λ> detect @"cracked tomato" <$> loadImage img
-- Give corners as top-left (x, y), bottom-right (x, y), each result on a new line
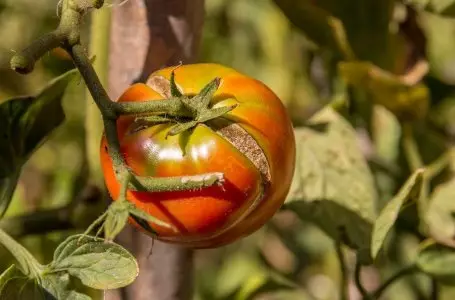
top-left (100, 63), bottom-right (295, 248)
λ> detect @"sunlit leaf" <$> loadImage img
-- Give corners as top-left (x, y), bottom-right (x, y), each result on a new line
top-left (50, 234), bottom-right (138, 289)
top-left (0, 69), bottom-right (77, 217)
top-left (339, 61), bottom-right (429, 120)
top-left (371, 169), bottom-right (424, 259)
top-left (286, 107), bottom-right (377, 262)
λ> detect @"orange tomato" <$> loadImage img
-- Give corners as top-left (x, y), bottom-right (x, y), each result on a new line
top-left (100, 63), bottom-right (295, 248)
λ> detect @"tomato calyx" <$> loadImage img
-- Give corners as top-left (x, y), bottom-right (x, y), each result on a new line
top-left (132, 71), bottom-right (238, 137)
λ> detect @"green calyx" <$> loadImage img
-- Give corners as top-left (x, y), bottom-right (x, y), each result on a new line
top-left (134, 71), bottom-right (238, 137)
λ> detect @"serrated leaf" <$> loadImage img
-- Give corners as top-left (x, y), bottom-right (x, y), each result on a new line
top-left (339, 61), bottom-right (429, 120)
top-left (371, 169), bottom-right (425, 259)
top-left (416, 242), bottom-right (455, 285)
top-left (0, 69), bottom-right (77, 217)
top-left (285, 107), bottom-right (377, 261)
top-left (425, 179), bottom-right (455, 246)
top-left (50, 234), bottom-right (138, 289)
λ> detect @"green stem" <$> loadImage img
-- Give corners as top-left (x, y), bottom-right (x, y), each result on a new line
top-left (335, 241), bottom-right (348, 300)
top-left (0, 229), bottom-right (42, 278)
top-left (85, 5), bottom-right (112, 186)
top-left (425, 151), bottom-right (452, 179)
top-left (371, 265), bottom-right (418, 299)
top-left (402, 123), bottom-right (423, 171)
top-left (70, 44), bottom-right (117, 119)
top-left (354, 262), bottom-right (371, 300)
top-left (431, 279), bottom-right (439, 300)
top-left (10, 31), bottom-right (65, 74)
top-left (11, 0), bottom-right (226, 214)
top-left (114, 97), bottom-right (187, 116)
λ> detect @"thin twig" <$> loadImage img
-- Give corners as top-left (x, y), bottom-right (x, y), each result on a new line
top-left (335, 241), bottom-right (348, 300)
top-left (354, 262), bottom-right (371, 300)
top-left (431, 279), bottom-right (439, 300)
top-left (371, 265), bottom-right (418, 299)
top-left (402, 123), bottom-right (423, 171)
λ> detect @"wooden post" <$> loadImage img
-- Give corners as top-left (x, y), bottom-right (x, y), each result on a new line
top-left (105, 1), bottom-right (205, 299)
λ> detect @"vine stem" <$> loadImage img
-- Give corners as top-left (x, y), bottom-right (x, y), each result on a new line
top-left (335, 241), bottom-right (348, 300)
top-left (370, 265), bottom-right (418, 299)
top-left (402, 123), bottom-right (423, 171)
top-left (354, 262), bottom-right (371, 300)
top-left (431, 279), bottom-right (439, 300)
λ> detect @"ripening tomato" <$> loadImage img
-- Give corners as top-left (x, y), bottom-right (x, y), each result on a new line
top-left (100, 63), bottom-right (295, 248)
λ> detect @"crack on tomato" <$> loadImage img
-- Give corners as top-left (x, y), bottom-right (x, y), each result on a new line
top-left (146, 75), bottom-right (183, 98)
top-left (212, 121), bottom-right (271, 184)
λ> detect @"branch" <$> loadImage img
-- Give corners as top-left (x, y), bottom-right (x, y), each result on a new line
top-left (354, 262), bottom-right (372, 300)
top-left (371, 265), bottom-right (418, 299)
top-left (335, 241), bottom-right (348, 300)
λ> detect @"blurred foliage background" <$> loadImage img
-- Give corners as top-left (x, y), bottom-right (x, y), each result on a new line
top-left (4, 0), bottom-right (455, 299)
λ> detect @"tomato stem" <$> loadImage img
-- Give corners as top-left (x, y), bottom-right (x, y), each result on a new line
top-left (10, 0), bottom-right (228, 218)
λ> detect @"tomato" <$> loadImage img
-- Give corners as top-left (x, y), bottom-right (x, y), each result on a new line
top-left (100, 63), bottom-right (295, 248)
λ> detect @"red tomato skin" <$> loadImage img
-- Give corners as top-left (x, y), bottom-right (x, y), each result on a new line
top-left (100, 64), bottom-right (295, 248)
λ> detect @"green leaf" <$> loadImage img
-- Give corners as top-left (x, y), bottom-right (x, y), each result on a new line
top-left (274, 0), bottom-right (402, 71)
top-left (0, 276), bottom-right (49, 300)
top-left (419, 12), bottom-right (455, 85)
top-left (0, 69), bottom-right (77, 218)
top-left (416, 242), bottom-right (455, 285)
top-left (214, 253), bottom-right (301, 300)
top-left (49, 234), bottom-right (138, 289)
top-left (169, 70), bottom-right (183, 97)
top-left (339, 61), bottom-right (430, 121)
top-left (0, 265), bottom-right (91, 300)
top-left (371, 169), bottom-right (425, 259)
top-left (272, 0), bottom-right (354, 59)
top-left (104, 202), bottom-right (129, 241)
top-left (285, 107), bottom-right (377, 262)
top-left (0, 265), bottom-right (23, 291)
top-left (425, 178), bottom-right (455, 245)
top-left (40, 273), bottom-right (91, 300)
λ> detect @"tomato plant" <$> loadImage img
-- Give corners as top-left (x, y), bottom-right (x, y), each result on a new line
top-left (100, 64), bottom-right (295, 248)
